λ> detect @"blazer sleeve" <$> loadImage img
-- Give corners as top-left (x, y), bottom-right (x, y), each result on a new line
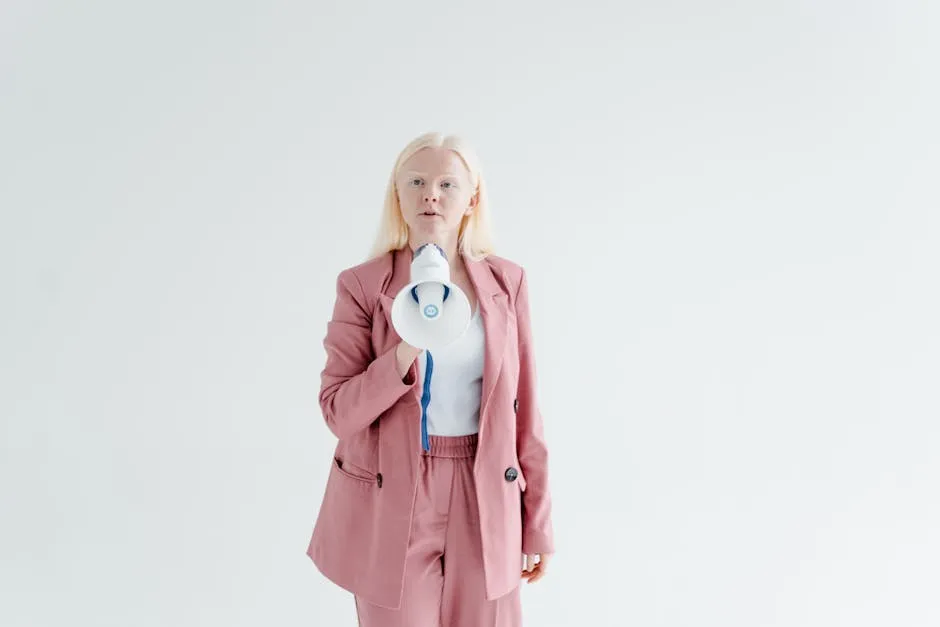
top-left (514, 266), bottom-right (555, 555)
top-left (318, 268), bottom-right (419, 440)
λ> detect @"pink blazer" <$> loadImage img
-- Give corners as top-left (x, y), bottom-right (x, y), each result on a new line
top-left (305, 247), bottom-right (554, 610)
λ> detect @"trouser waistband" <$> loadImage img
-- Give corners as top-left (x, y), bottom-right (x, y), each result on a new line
top-left (425, 433), bottom-right (478, 458)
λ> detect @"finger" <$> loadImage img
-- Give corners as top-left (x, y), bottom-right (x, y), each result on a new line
top-left (526, 565), bottom-right (546, 583)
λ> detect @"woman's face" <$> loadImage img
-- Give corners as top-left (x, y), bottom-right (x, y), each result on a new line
top-left (396, 147), bottom-right (477, 240)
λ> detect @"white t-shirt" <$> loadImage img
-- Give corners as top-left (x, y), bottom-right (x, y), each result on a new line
top-left (416, 305), bottom-right (485, 437)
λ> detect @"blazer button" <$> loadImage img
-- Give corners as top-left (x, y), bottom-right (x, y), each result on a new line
top-left (504, 467), bottom-right (518, 482)
top-left (376, 472), bottom-right (383, 488)
top-left (513, 398), bottom-right (519, 413)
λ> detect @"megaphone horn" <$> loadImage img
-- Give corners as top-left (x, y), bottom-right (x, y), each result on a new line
top-left (390, 244), bottom-right (472, 351)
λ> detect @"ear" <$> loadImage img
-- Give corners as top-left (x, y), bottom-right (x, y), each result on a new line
top-left (467, 189), bottom-right (479, 212)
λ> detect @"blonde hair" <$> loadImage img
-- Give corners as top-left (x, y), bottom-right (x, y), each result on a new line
top-left (367, 131), bottom-right (495, 262)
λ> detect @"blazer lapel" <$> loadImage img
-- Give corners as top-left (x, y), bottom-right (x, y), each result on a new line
top-left (375, 247), bottom-right (511, 428)
top-left (464, 253), bottom-right (511, 426)
top-left (377, 247), bottom-right (415, 347)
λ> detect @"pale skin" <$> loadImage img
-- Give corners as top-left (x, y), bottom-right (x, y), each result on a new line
top-left (391, 145), bottom-right (552, 583)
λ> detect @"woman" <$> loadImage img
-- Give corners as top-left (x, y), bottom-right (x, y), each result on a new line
top-left (306, 131), bottom-right (555, 627)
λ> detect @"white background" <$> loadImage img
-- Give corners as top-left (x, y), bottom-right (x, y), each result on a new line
top-left (2, 1), bottom-right (938, 626)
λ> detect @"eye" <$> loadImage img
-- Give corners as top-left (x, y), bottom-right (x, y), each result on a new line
top-left (409, 178), bottom-right (423, 187)
top-left (441, 181), bottom-right (454, 189)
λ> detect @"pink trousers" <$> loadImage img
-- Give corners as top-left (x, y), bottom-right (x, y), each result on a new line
top-left (354, 433), bottom-right (522, 627)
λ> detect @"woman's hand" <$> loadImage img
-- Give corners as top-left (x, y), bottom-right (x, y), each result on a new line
top-left (521, 552), bottom-right (553, 584)
top-left (395, 340), bottom-right (422, 379)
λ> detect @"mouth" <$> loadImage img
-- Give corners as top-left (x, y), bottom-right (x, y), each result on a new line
top-left (420, 212), bottom-right (441, 217)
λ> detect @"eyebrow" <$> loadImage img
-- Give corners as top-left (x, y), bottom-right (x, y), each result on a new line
top-left (402, 170), bottom-right (460, 177)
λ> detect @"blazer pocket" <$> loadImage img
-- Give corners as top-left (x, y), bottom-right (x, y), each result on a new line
top-left (333, 456), bottom-right (377, 483)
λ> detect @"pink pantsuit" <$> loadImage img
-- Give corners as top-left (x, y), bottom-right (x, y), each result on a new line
top-left (306, 247), bottom-right (554, 619)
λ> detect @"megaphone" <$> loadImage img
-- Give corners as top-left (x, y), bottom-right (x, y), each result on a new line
top-left (390, 243), bottom-right (472, 351)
